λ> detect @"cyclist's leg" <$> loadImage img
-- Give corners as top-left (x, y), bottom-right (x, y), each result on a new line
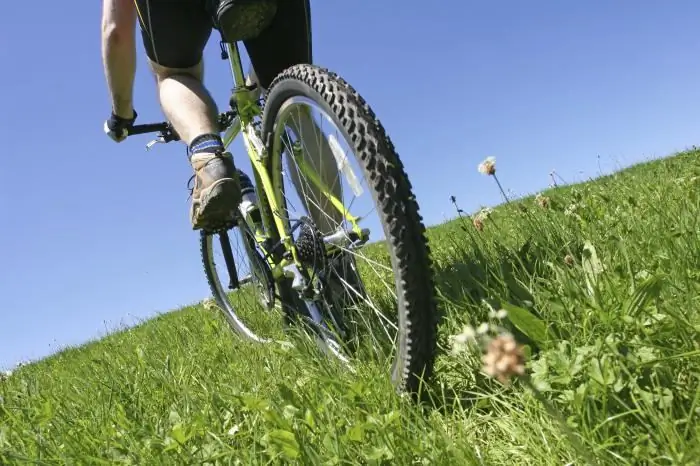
top-left (244, 0), bottom-right (342, 237)
top-left (246, 0), bottom-right (366, 307)
top-left (134, 0), bottom-right (216, 144)
top-left (135, 0), bottom-right (241, 230)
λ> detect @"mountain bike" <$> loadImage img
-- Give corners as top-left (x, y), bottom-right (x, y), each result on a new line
top-left (125, 29), bottom-right (438, 394)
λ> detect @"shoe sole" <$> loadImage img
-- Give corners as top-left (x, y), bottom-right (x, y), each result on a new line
top-left (192, 178), bottom-right (241, 231)
top-left (217, 0), bottom-right (278, 42)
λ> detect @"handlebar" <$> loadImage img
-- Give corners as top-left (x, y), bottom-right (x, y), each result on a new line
top-left (126, 121), bottom-right (180, 150)
top-left (128, 122), bottom-right (173, 136)
top-left (125, 111), bottom-right (238, 150)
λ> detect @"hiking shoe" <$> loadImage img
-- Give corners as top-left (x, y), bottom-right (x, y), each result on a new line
top-left (189, 151), bottom-right (241, 231)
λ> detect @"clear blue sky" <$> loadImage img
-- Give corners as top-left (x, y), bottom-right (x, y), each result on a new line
top-left (2, 1), bottom-right (699, 370)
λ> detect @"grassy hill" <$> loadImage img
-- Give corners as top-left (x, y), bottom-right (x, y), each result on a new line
top-left (2, 149), bottom-right (699, 465)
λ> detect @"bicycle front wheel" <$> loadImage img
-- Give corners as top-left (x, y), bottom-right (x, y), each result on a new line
top-left (261, 64), bottom-right (439, 394)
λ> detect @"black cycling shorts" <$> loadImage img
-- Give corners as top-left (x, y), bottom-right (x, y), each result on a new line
top-left (133, 0), bottom-right (312, 89)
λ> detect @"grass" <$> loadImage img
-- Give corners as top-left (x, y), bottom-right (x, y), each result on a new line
top-left (1, 149), bottom-right (699, 465)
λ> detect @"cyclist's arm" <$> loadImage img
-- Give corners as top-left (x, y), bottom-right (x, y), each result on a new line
top-left (101, 0), bottom-right (137, 119)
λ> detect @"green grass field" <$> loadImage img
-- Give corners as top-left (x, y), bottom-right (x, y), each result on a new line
top-left (1, 149), bottom-right (699, 465)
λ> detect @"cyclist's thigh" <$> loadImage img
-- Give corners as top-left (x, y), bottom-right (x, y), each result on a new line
top-left (243, 0), bottom-right (312, 90)
top-left (134, 0), bottom-right (213, 70)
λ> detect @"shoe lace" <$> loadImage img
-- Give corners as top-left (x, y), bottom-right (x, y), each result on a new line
top-left (186, 174), bottom-right (195, 201)
top-left (185, 150), bottom-right (228, 201)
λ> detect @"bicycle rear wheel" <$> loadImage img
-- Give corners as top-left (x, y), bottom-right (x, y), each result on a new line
top-left (261, 64), bottom-right (439, 394)
top-left (200, 219), bottom-right (287, 343)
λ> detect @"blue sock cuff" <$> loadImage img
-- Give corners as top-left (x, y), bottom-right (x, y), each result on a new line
top-left (189, 134), bottom-right (224, 156)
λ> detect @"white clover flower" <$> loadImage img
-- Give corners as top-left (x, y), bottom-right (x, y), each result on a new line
top-left (450, 325), bottom-right (477, 355)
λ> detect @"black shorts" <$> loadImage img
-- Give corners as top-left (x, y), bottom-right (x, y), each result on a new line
top-left (134, 0), bottom-right (312, 89)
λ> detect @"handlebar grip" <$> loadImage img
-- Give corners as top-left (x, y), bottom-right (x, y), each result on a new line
top-left (128, 123), bottom-right (170, 135)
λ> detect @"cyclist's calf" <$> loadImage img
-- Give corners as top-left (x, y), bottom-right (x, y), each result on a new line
top-left (147, 59), bottom-right (219, 146)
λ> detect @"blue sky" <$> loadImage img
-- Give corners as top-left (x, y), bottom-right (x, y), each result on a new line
top-left (1, 1), bottom-right (699, 370)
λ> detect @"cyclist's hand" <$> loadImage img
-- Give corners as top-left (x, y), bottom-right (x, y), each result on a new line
top-left (104, 110), bottom-right (137, 143)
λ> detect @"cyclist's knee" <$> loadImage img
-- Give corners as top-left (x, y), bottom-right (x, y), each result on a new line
top-left (149, 58), bottom-right (204, 83)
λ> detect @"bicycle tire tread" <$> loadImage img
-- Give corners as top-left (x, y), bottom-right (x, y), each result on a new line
top-left (262, 64), bottom-right (439, 394)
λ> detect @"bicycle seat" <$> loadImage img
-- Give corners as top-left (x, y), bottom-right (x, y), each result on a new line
top-left (210, 0), bottom-right (278, 43)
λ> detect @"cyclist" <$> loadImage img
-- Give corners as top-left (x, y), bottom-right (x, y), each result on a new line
top-left (100, 0), bottom-right (330, 232)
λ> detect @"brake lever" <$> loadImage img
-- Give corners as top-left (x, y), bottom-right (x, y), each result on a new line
top-left (145, 136), bottom-right (166, 151)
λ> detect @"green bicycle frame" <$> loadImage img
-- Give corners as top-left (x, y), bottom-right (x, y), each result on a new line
top-left (217, 41), bottom-right (361, 276)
